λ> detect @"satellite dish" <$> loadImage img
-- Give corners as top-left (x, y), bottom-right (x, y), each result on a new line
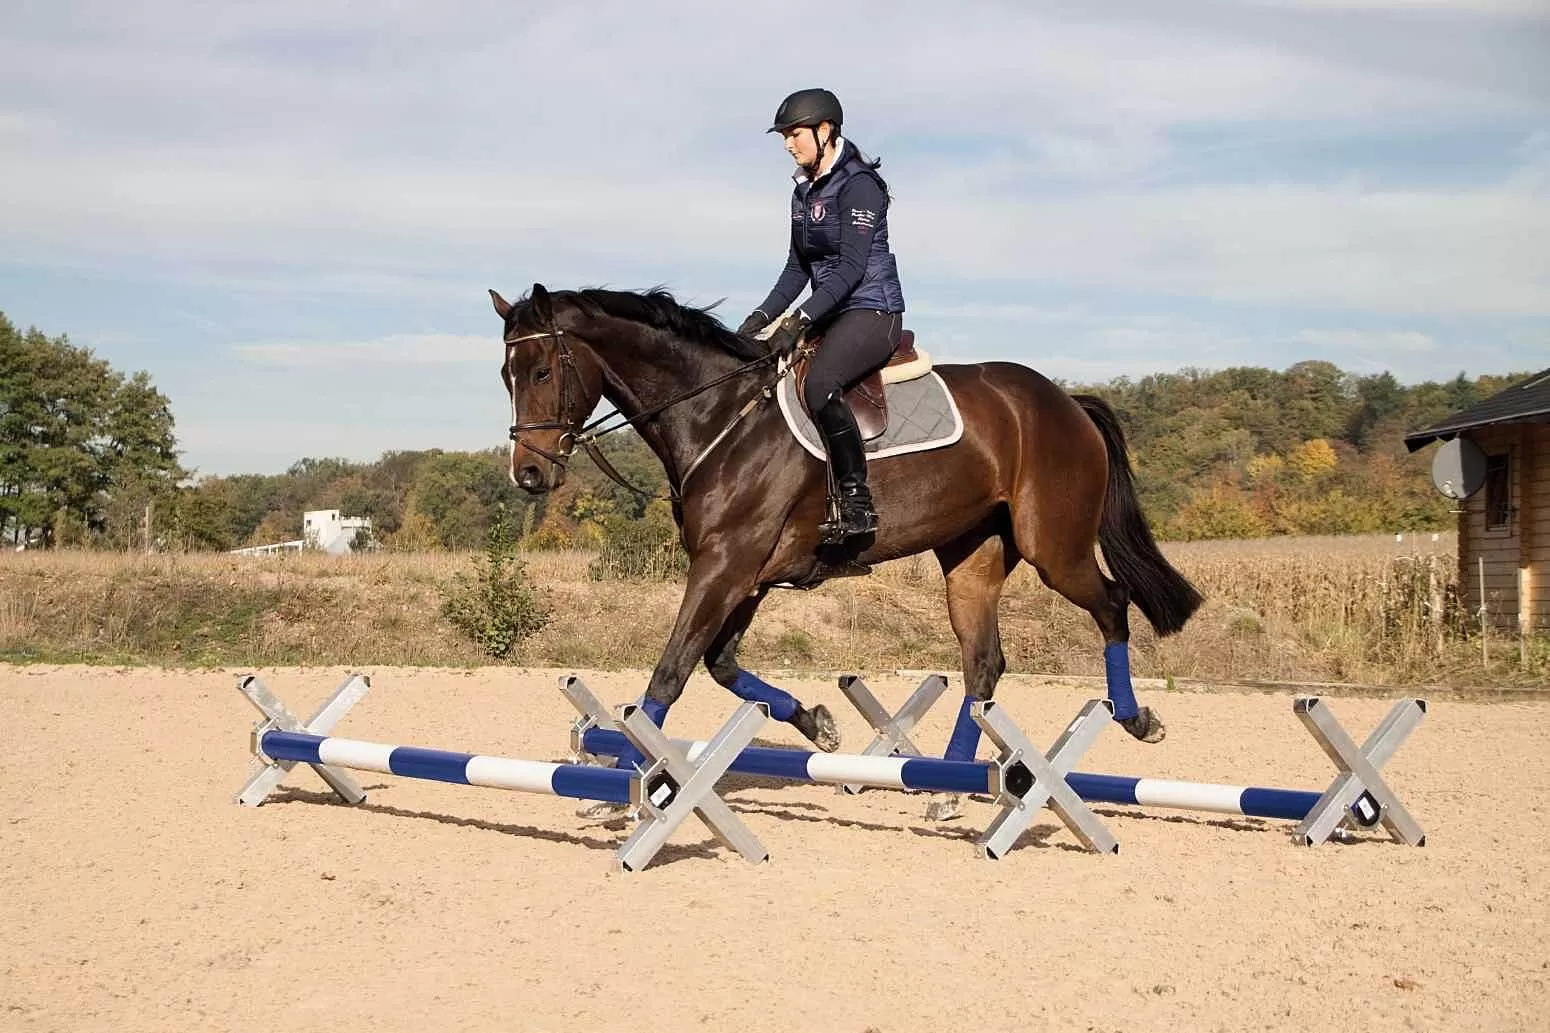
top-left (1431, 437), bottom-right (1487, 499)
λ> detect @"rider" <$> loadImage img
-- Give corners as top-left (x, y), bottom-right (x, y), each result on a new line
top-left (738, 88), bottom-right (906, 544)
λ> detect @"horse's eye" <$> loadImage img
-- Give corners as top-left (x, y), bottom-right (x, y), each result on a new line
top-left (533, 367), bottom-right (552, 384)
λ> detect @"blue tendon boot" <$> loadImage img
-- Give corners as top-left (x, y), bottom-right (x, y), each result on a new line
top-left (577, 698), bottom-right (671, 823)
top-left (1105, 642), bottom-right (1165, 743)
top-left (926, 696), bottom-right (983, 822)
top-left (943, 696), bottom-right (982, 762)
top-left (610, 698), bottom-right (670, 774)
top-left (730, 669), bottom-right (839, 752)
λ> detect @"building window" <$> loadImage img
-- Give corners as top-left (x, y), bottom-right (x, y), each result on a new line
top-left (1484, 452), bottom-right (1510, 530)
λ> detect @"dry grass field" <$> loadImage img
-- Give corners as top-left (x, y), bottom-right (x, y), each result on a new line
top-left (3, 530), bottom-right (1542, 688)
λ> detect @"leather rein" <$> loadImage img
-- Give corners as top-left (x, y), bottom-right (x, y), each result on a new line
top-left (503, 322), bottom-right (785, 503)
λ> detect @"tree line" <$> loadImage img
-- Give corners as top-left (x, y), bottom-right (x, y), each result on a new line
top-left (2, 308), bottom-right (1531, 550)
top-left (1, 312), bottom-right (182, 548)
top-left (1070, 360), bottom-right (1526, 539)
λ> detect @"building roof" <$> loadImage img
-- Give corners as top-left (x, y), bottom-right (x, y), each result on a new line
top-left (1404, 367), bottom-right (1550, 451)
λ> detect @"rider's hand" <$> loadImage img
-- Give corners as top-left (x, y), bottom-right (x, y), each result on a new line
top-left (736, 310), bottom-right (769, 337)
top-left (764, 311), bottom-right (811, 356)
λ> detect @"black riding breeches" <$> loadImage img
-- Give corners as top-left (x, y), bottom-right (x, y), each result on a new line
top-left (801, 309), bottom-right (903, 413)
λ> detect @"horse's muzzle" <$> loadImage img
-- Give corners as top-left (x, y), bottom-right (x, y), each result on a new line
top-left (513, 462), bottom-right (565, 494)
top-left (514, 463), bottom-right (546, 493)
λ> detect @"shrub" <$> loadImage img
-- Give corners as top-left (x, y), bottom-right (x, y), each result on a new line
top-left (440, 508), bottom-right (550, 659)
top-left (587, 501), bottom-right (687, 581)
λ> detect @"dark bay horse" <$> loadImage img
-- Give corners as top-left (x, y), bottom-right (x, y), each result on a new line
top-left (491, 283), bottom-right (1203, 813)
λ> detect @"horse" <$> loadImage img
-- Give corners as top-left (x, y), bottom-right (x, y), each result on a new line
top-left (491, 283), bottom-right (1204, 819)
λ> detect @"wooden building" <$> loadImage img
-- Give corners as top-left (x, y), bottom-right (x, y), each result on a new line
top-left (1406, 368), bottom-right (1550, 633)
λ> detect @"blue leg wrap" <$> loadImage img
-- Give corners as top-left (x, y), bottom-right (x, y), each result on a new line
top-left (1104, 642), bottom-right (1139, 721)
top-left (613, 698), bottom-right (670, 772)
top-left (943, 696), bottom-right (982, 762)
top-left (728, 669), bottom-right (799, 722)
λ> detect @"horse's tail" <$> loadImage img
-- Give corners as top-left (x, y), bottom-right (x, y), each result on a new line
top-left (1072, 394), bottom-right (1204, 636)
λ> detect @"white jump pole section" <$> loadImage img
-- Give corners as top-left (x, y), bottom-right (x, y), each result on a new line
top-left (235, 673), bottom-right (771, 872)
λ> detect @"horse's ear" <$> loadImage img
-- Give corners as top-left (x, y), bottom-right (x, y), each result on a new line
top-left (489, 289), bottom-right (512, 320)
top-left (530, 283), bottom-right (554, 325)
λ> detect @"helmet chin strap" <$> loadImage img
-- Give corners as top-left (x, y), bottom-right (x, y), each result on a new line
top-left (801, 124), bottom-right (835, 178)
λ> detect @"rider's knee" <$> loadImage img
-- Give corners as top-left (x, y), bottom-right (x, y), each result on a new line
top-left (804, 379), bottom-right (839, 414)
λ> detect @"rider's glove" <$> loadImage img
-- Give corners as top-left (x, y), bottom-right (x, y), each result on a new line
top-left (764, 311), bottom-right (811, 356)
top-left (736, 310), bottom-right (769, 337)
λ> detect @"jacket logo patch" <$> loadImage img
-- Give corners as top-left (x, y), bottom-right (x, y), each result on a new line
top-left (810, 201), bottom-right (826, 221)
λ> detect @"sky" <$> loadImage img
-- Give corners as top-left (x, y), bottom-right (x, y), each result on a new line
top-left (2, 0), bottom-right (1547, 477)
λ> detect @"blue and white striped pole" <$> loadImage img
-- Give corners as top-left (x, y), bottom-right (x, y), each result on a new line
top-left (578, 727), bottom-right (1338, 824)
top-left (237, 673), bottom-right (774, 872)
top-left (582, 726), bottom-right (986, 793)
top-left (560, 677), bottom-right (1121, 858)
top-left (262, 729), bottom-right (636, 803)
top-left (1062, 772), bottom-right (1325, 823)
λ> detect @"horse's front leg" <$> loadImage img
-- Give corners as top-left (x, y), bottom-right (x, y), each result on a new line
top-left (703, 588), bottom-right (840, 752)
top-left (607, 544), bottom-right (763, 773)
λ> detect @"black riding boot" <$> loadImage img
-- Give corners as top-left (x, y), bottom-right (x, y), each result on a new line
top-left (812, 391), bottom-right (879, 543)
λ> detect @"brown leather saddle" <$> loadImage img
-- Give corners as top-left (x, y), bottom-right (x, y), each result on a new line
top-left (794, 330), bottom-right (930, 440)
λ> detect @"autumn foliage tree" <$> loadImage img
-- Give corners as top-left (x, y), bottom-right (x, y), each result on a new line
top-left (1081, 363), bottom-right (1533, 540)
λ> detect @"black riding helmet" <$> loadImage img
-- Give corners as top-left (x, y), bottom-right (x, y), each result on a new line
top-left (769, 89), bottom-right (843, 178)
top-left (767, 88), bottom-right (843, 134)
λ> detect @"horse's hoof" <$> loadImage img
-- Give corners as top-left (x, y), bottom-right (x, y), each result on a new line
top-left (575, 800), bottom-right (633, 825)
top-left (1119, 706), bottom-right (1166, 744)
top-left (925, 793), bottom-right (962, 822)
top-left (796, 704), bottom-right (842, 753)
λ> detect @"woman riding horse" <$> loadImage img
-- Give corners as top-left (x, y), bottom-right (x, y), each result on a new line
top-left (493, 279), bottom-right (1203, 821)
top-left (739, 88), bottom-right (906, 545)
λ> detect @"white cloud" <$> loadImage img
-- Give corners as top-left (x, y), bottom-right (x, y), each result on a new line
top-left (1264, 1), bottom-right (1546, 14)
top-left (8, 4), bottom-right (1543, 200)
top-left (77, 329), bottom-right (148, 349)
top-left (902, 301), bottom-right (1092, 325)
top-left (2, 0), bottom-right (1543, 318)
top-left (1505, 326), bottom-right (1550, 353)
top-left (903, 305), bottom-right (1257, 378)
top-left (1293, 328), bottom-right (1437, 352)
top-left (233, 332), bottom-right (493, 366)
top-left (172, 416), bottom-right (476, 475)
top-left (6, 131), bottom-right (1545, 318)
top-left (3, 0), bottom-right (1549, 477)
top-left (893, 176), bottom-right (1550, 316)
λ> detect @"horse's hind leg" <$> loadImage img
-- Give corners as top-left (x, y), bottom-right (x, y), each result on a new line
top-left (1024, 538), bottom-right (1165, 744)
top-left (704, 588), bottom-right (840, 752)
top-left (926, 526), bottom-right (1017, 821)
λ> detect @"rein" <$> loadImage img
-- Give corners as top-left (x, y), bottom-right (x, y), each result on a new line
top-left (504, 325), bottom-right (787, 503)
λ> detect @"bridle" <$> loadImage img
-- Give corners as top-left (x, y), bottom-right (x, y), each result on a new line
top-left (504, 327), bottom-right (582, 468)
top-left (503, 319), bottom-right (786, 502)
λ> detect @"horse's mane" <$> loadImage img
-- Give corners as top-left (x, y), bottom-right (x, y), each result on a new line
top-left (518, 287), bottom-right (771, 363)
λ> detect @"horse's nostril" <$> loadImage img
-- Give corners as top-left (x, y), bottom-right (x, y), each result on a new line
top-left (516, 465), bottom-right (543, 491)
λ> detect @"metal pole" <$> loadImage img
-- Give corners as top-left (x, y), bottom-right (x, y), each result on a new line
top-left (1480, 555), bottom-right (1489, 667)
